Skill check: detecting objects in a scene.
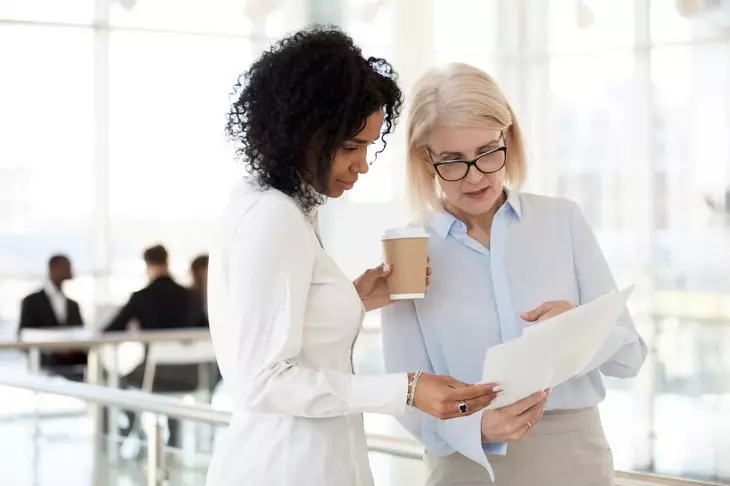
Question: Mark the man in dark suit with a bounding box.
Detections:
[106,245,192,333]
[19,254,87,369]
[105,244,196,447]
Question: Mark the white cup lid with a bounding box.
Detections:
[381,227,430,240]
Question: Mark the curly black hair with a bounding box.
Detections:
[226,26,403,213]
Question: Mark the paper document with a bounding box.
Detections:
[481,286,634,409]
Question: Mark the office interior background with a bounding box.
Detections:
[1,0,729,484]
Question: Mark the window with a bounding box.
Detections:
[108,31,247,280]
[651,43,730,293]
[0,25,94,322]
[548,0,635,53]
[0,0,94,24]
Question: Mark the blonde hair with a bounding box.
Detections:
[406,63,527,213]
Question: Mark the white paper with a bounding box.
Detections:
[481,286,634,409]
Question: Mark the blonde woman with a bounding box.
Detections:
[381,63,647,486]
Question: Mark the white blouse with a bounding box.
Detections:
[205,179,408,486]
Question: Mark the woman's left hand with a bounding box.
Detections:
[354,260,432,312]
[520,300,576,323]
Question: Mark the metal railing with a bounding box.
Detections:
[614,471,726,486]
[0,371,223,486]
[0,328,212,351]
[0,372,726,486]
[0,328,213,467]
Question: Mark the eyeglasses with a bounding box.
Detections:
[427,143,508,182]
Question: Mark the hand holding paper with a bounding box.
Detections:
[520,300,576,323]
[482,287,634,410]
[481,389,549,442]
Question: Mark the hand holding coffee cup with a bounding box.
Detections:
[381,227,430,300]
[354,259,431,311]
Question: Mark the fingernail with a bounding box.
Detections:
[493,385,503,393]
[383,264,391,272]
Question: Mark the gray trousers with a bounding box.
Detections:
[425,407,614,486]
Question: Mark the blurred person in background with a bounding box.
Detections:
[105,244,196,447]
[188,253,220,391]
[19,254,87,374]
[382,63,647,486]
[205,27,499,486]
[105,244,191,333]
[188,253,209,328]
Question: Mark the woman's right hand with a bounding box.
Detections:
[411,373,501,420]
[480,389,549,442]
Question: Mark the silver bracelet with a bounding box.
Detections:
[406,370,424,408]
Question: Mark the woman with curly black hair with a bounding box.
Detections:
[205,27,499,486]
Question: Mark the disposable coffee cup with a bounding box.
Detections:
[381,227,429,300]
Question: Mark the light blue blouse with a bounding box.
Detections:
[381,190,647,478]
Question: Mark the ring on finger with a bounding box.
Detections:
[458,402,469,415]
